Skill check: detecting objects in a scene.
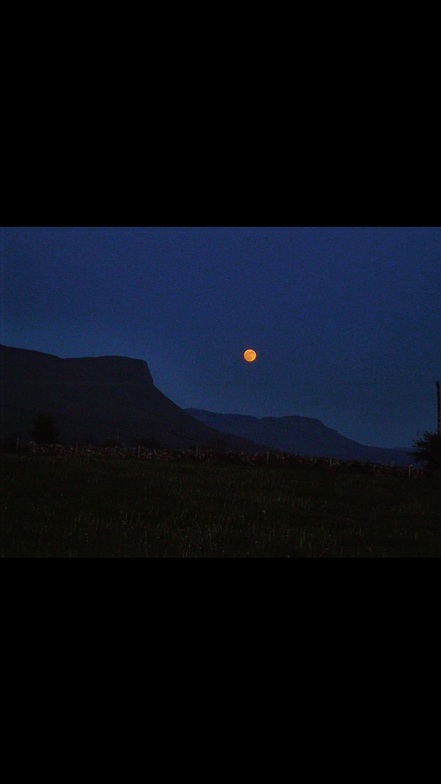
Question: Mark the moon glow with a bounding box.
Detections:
[244,349,257,362]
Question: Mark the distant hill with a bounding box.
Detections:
[1,344,414,464]
[0,344,272,452]
[186,408,414,466]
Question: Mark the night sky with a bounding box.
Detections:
[3,226,440,449]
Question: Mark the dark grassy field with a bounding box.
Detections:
[1,449,441,557]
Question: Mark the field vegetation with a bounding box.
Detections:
[2,444,441,558]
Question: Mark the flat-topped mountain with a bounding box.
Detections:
[2,344,154,385]
[1,344,413,464]
[0,344,270,451]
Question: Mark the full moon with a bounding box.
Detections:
[244,348,257,362]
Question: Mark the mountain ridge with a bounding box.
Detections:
[185,408,413,465]
[0,344,273,453]
[1,344,413,464]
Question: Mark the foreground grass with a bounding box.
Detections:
[1,452,441,557]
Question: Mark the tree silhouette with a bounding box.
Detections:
[30,413,60,444]
[410,431,441,471]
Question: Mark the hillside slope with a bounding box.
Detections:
[0,345,270,452]
[186,408,413,466]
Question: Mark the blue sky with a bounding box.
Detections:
[2,225,440,448]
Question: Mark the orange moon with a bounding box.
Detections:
[243,349,257,362]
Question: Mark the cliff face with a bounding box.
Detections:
[0,345,269,451]
[61,355,154,387]
[0,345,152,444]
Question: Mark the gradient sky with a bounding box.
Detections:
[2,226,440,448]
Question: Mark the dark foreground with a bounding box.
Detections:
[1,447,441,557]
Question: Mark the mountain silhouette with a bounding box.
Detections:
[186,408,413,466]
[1,344,413,464]
[0,344,272,452]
